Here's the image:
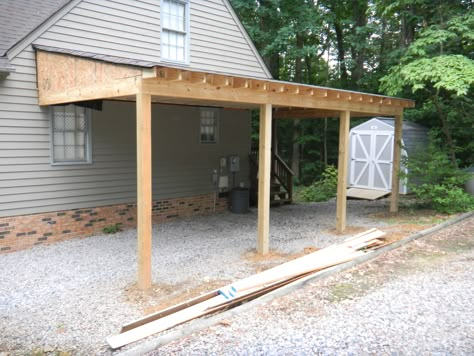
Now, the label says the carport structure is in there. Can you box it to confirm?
[36,50,414,289]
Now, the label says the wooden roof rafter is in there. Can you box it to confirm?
[140,67,413,116]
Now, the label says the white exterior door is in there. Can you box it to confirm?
[349,131,394,191]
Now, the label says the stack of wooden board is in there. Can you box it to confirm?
[107,228,386,349]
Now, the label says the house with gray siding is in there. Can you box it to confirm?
[0,0,271,252]
[0,0,415,270]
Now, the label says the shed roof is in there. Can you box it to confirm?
[376,117,428,132]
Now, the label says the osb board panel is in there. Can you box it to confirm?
[36,50,142,96]
[347,187,390,200]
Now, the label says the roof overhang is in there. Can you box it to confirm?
[36,50,415,117]
[0,57,15,77]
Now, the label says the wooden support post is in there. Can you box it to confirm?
[136,91,152,289]
[390,112,403,212]
[257,103,272,255]
[336,111,350,233]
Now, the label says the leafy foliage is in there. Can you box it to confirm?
[296,165,338,202]
[401,134,474,213]
[231,0,474,185]
[380,11,474,167]
[380,13,474,97]
[102,223,123,234]
[381,55,474,96]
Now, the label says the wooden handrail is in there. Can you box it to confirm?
[272,152,294,176]
[249,150,294,203]
[272,152,293,202]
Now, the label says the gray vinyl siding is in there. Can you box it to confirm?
[0,46,251,218]
[32,0,269,78]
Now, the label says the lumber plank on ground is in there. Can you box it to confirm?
[222,230,385,295]
[343,228,379,242]
[121,290,219,333]
[108,294,228,349]
[107,228,386,350]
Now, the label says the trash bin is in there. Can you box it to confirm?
[465,167,474,196]
[230,188,249,213]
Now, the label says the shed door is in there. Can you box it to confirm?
[349,130,393,191]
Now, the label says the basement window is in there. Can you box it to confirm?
[50,105,92,164]
[161,0,189,63]
[200,108,219,144]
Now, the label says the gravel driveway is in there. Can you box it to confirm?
[151,215,474,355]
[0,200,389,355]
[0,200,470,355]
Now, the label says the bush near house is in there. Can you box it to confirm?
[296,165,338,202]
[102,223,123,234]
[401,134,474,214]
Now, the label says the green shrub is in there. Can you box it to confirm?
[402,133,474,214]
[297,165,338,202]
[102,223,123,234]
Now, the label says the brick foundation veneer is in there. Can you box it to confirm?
[0,194,228,253]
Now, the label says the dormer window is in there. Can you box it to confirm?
[161,0,189,63]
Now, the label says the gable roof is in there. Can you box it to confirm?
[0,0,72,57]
[350,117,428,156]
[0,0,271,78]
[352,117,428,132]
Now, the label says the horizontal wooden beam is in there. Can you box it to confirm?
[273,109,378,119]
[38,76,140,106]
[141,77,406,116]
[274,109,340,119]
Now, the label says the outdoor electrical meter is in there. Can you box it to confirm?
[219,157,227,171]
[229,155,240,172]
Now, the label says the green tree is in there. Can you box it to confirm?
[380,11,474,167]
[231,0,474,185]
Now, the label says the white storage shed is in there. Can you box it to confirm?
[348,117,429,194]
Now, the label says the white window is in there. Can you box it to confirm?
[161,0,189,63]
[51,105,92,164]
[200,108,219,144]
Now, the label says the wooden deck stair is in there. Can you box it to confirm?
[249,150,294,206]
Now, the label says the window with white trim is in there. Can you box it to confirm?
[51,105,92,164]
[200,108,219,144]
[161,0,188,63]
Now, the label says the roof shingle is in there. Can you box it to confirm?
[0,0,71,56]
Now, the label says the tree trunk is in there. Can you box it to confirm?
[334,21,348,86]
[400,5,416,48]
[323,118,328,166]
[379,18,387,72]
[290,34,305,180]
[432,94,458,168]
[291,120,300,180]
[349,0,368,86]
[259,0,280,79]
